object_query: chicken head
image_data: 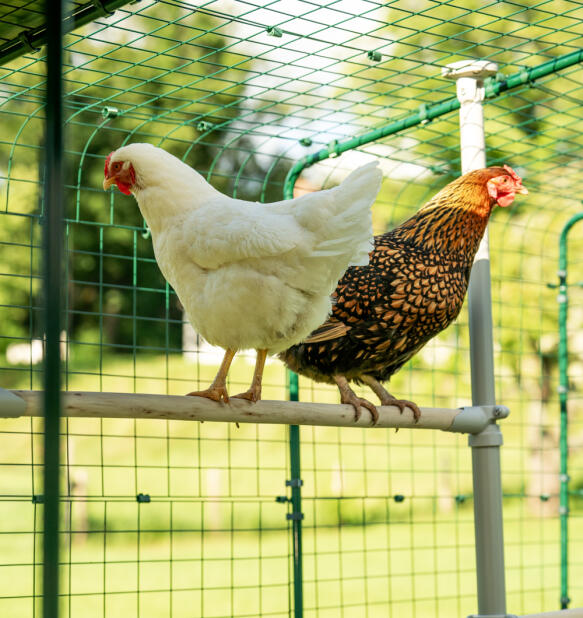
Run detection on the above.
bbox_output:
[486,164,528,207]
[103,152,136,195]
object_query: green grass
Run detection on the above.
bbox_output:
[0,506,580,617]
[1,352,582,616]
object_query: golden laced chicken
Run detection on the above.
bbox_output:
[103,143,382,403]
[281,165,528,423]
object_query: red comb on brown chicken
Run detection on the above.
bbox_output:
[280,165,528,424]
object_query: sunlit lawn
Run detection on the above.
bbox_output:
[0,352,582,616]
[0,506,580,618]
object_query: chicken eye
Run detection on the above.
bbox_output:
[112,161,122,172]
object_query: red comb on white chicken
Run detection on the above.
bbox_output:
[104,152,135,195]
[103,143,382,405]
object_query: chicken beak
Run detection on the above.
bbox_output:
[103,176,117,190]
[515,185,528,195]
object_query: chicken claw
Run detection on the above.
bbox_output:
[334,375,379,424]
[381,397,421,423]
[187,385,230,403]
[345,394,379,425]
[232,386,261,403]
[360,375,421,423]
[186,348,235,404]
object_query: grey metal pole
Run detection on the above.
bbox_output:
[443,60,510,618]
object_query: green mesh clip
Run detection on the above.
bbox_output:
[196,120,213,132]
[367,50,382,62]
[102,106,119,119]
[266,26,283,37]
[91,0,115,17]
[18,31,40,54]
[519,66,533,86]
[418,103,430,125]
[328,139,340,158]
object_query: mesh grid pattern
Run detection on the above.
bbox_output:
[1,1,583,616]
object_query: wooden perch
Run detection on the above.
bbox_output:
[0,389,508,433]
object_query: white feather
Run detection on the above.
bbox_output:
[106,143,382,354]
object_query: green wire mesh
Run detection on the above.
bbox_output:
[1,1,583,616]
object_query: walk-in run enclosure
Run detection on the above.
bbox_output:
[1,1,583,617]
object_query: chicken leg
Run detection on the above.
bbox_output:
[187,348,236,403]
[360,374,421,422]
[232,349,268,402]
[334,375,379,424]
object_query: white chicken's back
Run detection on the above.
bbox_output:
[105,143,382,355]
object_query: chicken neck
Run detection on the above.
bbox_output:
[391,182,495,259]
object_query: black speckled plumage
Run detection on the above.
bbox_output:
[280,166,528,422]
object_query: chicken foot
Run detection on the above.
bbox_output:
[187,348,236,403]
[232,349,268,402]
[360,375,421,423]
[333,375,379,425]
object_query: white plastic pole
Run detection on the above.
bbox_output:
[444,60,510,618]
[445,60,498,402]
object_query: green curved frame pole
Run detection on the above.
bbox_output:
[284,48,583,199]
[557,211,583,609]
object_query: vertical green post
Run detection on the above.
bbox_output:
[556,211,583,609]
[287,371,303,618]
[43,2,64,618]
[284,164,303,617]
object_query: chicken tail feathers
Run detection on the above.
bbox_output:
[282,160,382,296]
[299,161,381,273]
[303,321,351,343]
[327,161,381,267]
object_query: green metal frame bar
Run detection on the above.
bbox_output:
[0,0,132,67]
[287,372,303,617]
[556,212,583,610]
[283,48,583,198]
[43,3,65,618]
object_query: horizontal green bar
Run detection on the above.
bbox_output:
[485,48,583,99]
[0,0,132,67]
[284,48,583,198]
[284,98,459,198]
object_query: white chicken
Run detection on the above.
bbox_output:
[103,143,382,403]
